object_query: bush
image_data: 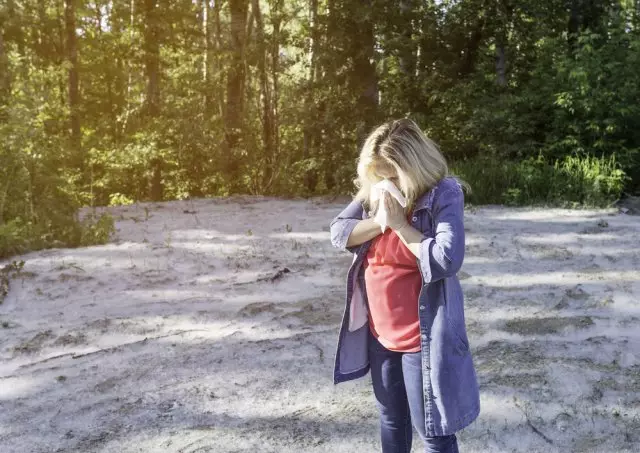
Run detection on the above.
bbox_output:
[451,153,626,207]
[0,213,115,260]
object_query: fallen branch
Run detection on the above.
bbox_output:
[515,399,554,445]
[69,329,209,360]
[257,267,291,283]
[12,329,208,372]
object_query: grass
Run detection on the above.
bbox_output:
[451,153,627,207]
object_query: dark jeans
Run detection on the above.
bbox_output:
[369,330,460,453]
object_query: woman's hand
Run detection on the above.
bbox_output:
[384,191,409,231]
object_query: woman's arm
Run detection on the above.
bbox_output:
[383,191,422,256]
[394,223,422,257]
[346,218,382,247]
[386,186,466,283]
[330,199,382,252]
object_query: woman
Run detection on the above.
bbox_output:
[329,119,480,453]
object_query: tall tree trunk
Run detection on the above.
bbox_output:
[568,0,580,54]
[353,5,379,142]
[0,17,10,122]
[302,0,319,192]
[56,2,66,109]
[110,0,123,143]
[495,41,506,86]
[224,0,248,188]
[6,0,25,59]
[202,0,214,116]
[213,0,224,118]
[143,0,160,118]
[121,0,135,136]
[143,0,163,201]
[458,8,485,78]
[495,1,512,88]
[397,0,416,79]
[271,0,282,170]
[397,0,419,113]
[251,0,274,192]
[64,0,82,171]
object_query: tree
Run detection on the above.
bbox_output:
[64,0,82,170]
[224,0,248,189]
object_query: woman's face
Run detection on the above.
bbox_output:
[374,161,401,187]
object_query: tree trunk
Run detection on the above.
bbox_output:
[251,0,275,192]
[224,0,248,187]
[202,0,214,116]
[64,0,82,171]
[353,4,379,143]
[213,0,224,118]
[271,0,282,171]
[568,0,580,55]
[459,14,485,78]
[143,0,163,201]
[496,42,507,86]
[143,0,160,118]
[302,0,319,192]
[0,18,10,122]
[397,0,416,80]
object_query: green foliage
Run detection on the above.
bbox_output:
[1,0,640,261]
[108,193,135,206]
[1,260,25,304]
[0,212,115,260]
[79,213,116,247]
[452,154,626,207]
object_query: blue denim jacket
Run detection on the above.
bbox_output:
[329,177,480,437]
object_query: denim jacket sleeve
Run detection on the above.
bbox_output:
[418,184,465,283]
[330,199,365,253]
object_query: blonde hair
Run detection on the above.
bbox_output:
[354,118,451,212]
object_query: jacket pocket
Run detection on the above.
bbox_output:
[443,279,469,353]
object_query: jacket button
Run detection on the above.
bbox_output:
[420,305,425,310]
[421,334,428,340]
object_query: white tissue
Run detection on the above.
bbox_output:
[371,179,407,233]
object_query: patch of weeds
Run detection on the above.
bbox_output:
[164,231,173,248]
[475,341,545,375]
[503,316,594,335]
[13,329,55,354]
[53,333,88,346]
[53,261,85,272]
[1,260,25,304]
[238,302,283,317]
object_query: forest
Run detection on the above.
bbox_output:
[1,0,639,257]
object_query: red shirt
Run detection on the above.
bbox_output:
[364,226,422,352]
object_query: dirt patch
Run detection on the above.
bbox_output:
[519,243,574,260]
[13,329,55,354]
[53,332,88,346]
[58,272,94,283]
[475,340,545,375]
[94,377,120,393]
[486,372,548,389]
[85,318,112,332]
[238,302,283,317]
[503,316,594,335]
[278,303,342,326]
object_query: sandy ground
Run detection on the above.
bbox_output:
[1,196,640,453]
